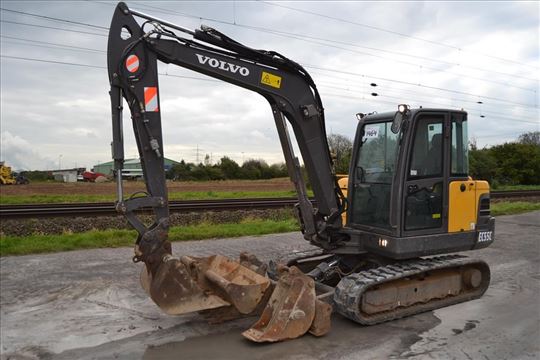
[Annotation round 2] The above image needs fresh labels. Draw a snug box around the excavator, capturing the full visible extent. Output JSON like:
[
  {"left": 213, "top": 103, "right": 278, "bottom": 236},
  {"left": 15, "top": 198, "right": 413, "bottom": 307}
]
[{"left": 107, "top": 2, "right": 494, "bottom": 342}]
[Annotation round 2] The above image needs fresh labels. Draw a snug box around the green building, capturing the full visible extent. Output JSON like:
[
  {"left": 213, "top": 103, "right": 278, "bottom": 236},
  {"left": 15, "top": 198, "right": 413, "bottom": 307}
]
[{"left": 93, "top": 158, "right": 180, "bottom": 176}]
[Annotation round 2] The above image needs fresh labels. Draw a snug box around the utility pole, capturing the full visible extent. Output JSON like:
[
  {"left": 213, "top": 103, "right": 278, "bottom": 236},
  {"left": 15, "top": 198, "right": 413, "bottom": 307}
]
[{"left": 58, "top": 154, "right": 63, "bottom": 170}]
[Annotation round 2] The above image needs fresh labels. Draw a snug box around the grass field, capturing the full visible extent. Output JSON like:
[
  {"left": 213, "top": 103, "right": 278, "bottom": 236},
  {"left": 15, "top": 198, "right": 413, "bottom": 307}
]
[
  {"left": 490, "top": 201, "right": 540, "bottom": 216},
  {"left": 492, "top": 184, "right": 540, "bottom": 191},
  {"left": 0, "top": 218, "right": 299, "bottom": 256}
]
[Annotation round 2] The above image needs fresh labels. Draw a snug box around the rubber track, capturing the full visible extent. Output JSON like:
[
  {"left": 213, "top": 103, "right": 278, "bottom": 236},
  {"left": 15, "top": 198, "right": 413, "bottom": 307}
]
[{"left": 333, "top": 255, "right": 490, "bottom": 325}]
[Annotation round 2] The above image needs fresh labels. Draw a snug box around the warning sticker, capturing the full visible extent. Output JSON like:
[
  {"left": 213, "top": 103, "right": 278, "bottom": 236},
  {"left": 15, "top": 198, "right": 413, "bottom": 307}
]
[
  {"left": 126, "top": 54, "right": 139, "bottom": 73},
  {"left": 260, "top": 71, "right": 282, "bottom": 89},
  {"left": 144, "top": 87, "right": 159, "bottom": 112}
]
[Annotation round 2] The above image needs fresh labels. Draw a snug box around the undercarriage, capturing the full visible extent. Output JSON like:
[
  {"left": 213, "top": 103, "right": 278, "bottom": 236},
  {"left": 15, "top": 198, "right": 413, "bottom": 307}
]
[{"left": 138, "top": 248, "right": 490, "bottom": 342}]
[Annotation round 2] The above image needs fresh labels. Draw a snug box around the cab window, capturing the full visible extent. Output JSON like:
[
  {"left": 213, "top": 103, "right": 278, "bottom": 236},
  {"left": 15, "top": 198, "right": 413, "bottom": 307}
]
[
  {"left": 451, "top": 115, "right": 469, "bottom": 176},
  {"left": 409, "top": 118, "right": 443, "bottom": 178},
  {"left": 350, "top": 121, "right": 399, "bottom": 229}
]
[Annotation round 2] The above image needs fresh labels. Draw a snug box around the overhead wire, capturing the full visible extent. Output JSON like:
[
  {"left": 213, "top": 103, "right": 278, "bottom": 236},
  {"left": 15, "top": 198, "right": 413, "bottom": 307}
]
[
  {"left": 319, "top": 88, "right": 538, "bottom": 125},
  {"left": 312, "top": 76, "right": 539, "bottom": 115},
  {"left": 1, "top": 27, "right": 537, "bottom": 118},
  {"left": 0, "top": 19, "right": 108, "bottom": 37},
  {"left": 235, "top": 24, "right": 537, "bottom": 82},
  {"left": 86, "top": 0, "right": 538, "bottom": 83},
  {"left": 1, "top": 4, "right": 537, "bottom": 131},
  {"left": 2, "top": 4, "right": 538, "bottom": 106},
  {"left": 0, "top": 55, "right": 223, "bottom": 83},
  {"left": 259, "top": 0, "right": 540, "bottom": 70},
  {"left": 1, "top": 31, "right": 537, "bottom": 116},
  {"left": 3, "top": 35, "right": 536, "bottom": 118},
  {"left": 0, "top": 7, "right": 109, "bottom": 30},
  {"left": 305, "top": 64, "right": 538, "bottom": 109},
  {"left": 1, "top": 35, "right": 105, "bottom": 53},
  {"left": 2, "top": 54, "right": 537, "bottom": 127}
]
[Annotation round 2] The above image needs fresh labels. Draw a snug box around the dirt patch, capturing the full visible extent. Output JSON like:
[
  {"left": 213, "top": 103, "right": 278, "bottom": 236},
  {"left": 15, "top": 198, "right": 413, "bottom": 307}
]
[{"left": 0, "top": 178, "right": 294, "bottom": 197}]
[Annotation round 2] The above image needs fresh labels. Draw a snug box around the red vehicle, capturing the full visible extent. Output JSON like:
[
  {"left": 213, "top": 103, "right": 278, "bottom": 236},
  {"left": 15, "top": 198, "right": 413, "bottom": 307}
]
[{"left": 82, "top": 171, "right": 106, "bottom": 182}]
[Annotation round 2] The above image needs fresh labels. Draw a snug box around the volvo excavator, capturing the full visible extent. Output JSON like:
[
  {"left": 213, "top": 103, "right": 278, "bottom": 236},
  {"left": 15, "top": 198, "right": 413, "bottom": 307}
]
[{"left": 107, "top": 2, "right": 494, "bottom": 342}]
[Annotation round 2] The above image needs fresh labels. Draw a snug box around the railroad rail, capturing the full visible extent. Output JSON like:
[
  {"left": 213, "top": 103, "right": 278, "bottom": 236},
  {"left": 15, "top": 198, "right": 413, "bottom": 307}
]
[
  {"left": 0, "top": 197, "right": 312, "bottom": 219},
  {"left": 0, "top": 190, "right": 538, "bottom": 219}
]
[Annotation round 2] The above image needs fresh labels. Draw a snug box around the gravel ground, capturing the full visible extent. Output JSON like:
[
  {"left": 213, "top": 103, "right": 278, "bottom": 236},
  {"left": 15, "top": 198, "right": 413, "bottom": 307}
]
[
  {"left": 1, "top": 211, "right": 539, "bottom": 360},
  {"left": 0, "top": 209, "right": 295, "bottom": 236}
]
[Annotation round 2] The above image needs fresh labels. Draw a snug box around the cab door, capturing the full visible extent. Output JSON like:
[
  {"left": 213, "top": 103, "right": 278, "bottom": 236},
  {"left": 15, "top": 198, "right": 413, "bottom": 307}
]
[{"left": 403, "top": 113, "right": 448, "bottom": 234}]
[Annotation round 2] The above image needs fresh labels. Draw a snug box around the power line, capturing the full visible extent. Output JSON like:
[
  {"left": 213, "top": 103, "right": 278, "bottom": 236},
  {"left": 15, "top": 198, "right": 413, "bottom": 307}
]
[
  {"left": 89, "top": 0, "right": 537, "bottom": 84},
  {"left": 310, "top": 70, "right": 540, "bottom": 114},
  {"left": 259, "top": 0, "right": 539, "bottom": 70},
  {"left": 2, "top": 30, "right": 537, "bottom": 114},
  {"left": 319, "top": 89, "right": 538, "bottom": 124},
  {"left": 280, "top": 32, "right": 534, "bottom": 92},
  {"left": 0, "top": 55, "right": 105, "bottom": 69},
  {"left": 0, "top": 54, "right": 222, "bottom": 83},
  {"left": 0, "top": 7, "right": 109, "bottom": 30},
  {"left": 1, "top": 39, "right": 102, "bottom": 54},
  {"left": 313, "top": 76, "right": 539, "bottom": 114},
  {"left": 1, "top": 54, "right": 535, "bottom": 135},
  {"left": 306, "top": 64, "right": 538, "bottom": 109},
  {"left": 236, "top": 23, "right": 537, "bottom": 85},
  {"left": 474, "top": 131, "right": 532, "bottom": 139},
  {"left": 0, "top": 47, "right": 537, "bottom": 124},
  {"left": 0, "top": 19, "right": 107, "bottom": 37},
  {"left": 3, "top": 6, "right": 536, "bottom": 105},
  {"left": 1, "top": 35, "right": 105, "bottom": 53}
]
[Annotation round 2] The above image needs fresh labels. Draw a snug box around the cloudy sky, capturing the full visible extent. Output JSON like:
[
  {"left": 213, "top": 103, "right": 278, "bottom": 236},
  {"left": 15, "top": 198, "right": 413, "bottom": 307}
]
[{"left": 1, "top": 1, "right": 538, "bottom": 171}]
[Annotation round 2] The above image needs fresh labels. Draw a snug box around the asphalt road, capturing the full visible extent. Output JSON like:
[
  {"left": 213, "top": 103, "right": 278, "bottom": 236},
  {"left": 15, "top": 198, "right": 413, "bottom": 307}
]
[{"left": 1, "top": 211, "right": 539, "bottom": 360}]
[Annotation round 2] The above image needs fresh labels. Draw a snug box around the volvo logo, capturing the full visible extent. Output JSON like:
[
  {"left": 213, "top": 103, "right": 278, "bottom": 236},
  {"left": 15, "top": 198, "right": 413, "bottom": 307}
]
[{"left": 196, "top": 54, "right": 250, "bottom": 76}]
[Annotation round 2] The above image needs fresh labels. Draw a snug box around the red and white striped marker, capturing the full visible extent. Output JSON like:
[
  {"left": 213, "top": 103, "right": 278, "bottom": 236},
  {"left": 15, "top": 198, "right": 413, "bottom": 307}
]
[
  {"left": 144, "top": 87, "right": 159, "bottom": 112},
  {"left": 125, "top": 54, "right": 139, "bottom": 73}
]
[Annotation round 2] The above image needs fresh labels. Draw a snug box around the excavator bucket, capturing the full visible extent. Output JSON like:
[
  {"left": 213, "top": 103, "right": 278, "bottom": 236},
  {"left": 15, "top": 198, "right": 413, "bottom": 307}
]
[
  {"left": 140, "top": 255, "right": 230, "bottom": 315},
  {"left": 140, "top": 254, "right": 270, "bottom": 316},
  {"left": 242, "top": 266, "right": 318, "bottom": 343}
]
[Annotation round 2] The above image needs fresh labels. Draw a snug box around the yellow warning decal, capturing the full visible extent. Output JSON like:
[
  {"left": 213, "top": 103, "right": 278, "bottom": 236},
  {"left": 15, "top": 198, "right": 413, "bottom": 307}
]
[
  {"left": 261, "top": 71, "right": 282, "bottom": 89},
  {"left": 432, "top": 213, "right": 441, "bottom": 219}
]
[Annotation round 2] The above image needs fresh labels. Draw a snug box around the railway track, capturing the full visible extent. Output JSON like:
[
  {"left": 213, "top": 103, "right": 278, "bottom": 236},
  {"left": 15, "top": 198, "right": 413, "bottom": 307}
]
[
  {"left": 0, "top": 190, "right": 538, "bottom": 219},
  {"left": 0, "top": 197, "right": 313, "bottom": 219}
]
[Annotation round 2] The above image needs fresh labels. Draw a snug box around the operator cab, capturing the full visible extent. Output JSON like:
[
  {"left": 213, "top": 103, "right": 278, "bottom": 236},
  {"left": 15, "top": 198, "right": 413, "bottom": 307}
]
[{"left": 342, "top": 107, "right": 493, "bottom": 259}]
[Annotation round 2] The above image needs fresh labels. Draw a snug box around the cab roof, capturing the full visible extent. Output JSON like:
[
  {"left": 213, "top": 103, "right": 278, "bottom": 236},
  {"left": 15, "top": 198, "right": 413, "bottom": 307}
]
[{"left": 360, "top": 108, "right": 467, "bottom": 123}]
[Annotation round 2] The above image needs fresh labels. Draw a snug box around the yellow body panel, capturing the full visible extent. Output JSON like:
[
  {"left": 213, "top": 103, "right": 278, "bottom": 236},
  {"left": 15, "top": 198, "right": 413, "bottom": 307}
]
[
  {"left": 337, "top": 175, "right": 348, "bottom": 225},
  {"left": 338, "top": 174, "right": 489, "bottom": 231},
  {"left": 448, "top": 179, "right": 490, "bottom": 232}
]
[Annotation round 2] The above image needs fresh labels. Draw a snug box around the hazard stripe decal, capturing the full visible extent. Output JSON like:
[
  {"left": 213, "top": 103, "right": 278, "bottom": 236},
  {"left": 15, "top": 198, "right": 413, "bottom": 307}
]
[
  {"left": 144, "top": 87, "right": 159, "bottom": 112},
  {"left": 126, "top": 55, "right": 139, "bottom": 73}
]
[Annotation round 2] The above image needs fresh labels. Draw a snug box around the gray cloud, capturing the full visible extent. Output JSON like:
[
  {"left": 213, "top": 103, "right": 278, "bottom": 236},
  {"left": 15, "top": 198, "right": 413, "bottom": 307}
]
[{"left": 0, "top": 0, "right": 538, "bottom": 171}]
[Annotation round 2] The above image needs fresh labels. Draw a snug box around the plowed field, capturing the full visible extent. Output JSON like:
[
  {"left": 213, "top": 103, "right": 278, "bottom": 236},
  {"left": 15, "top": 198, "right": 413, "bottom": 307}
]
[{"left": 0, "top": 178, "right": 294, "bottom": 196}]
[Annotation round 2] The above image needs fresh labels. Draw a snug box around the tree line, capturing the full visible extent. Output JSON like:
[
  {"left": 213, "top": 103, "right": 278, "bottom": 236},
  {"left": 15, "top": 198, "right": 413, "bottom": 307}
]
[
  {"left": 167, "top": 157, "right": 289, "bottom": 181},
  {"left": 469, "top": 132, "right": 540, "bottom": 187},
  {"left": 168, "top": 134, "right": 353, "bottom": 181}
]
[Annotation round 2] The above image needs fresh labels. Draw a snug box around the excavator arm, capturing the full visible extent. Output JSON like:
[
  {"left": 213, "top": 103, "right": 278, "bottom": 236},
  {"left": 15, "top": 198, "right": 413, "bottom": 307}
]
[{"left": 107, "top": 2, "right": 346, "bottom": 268}]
